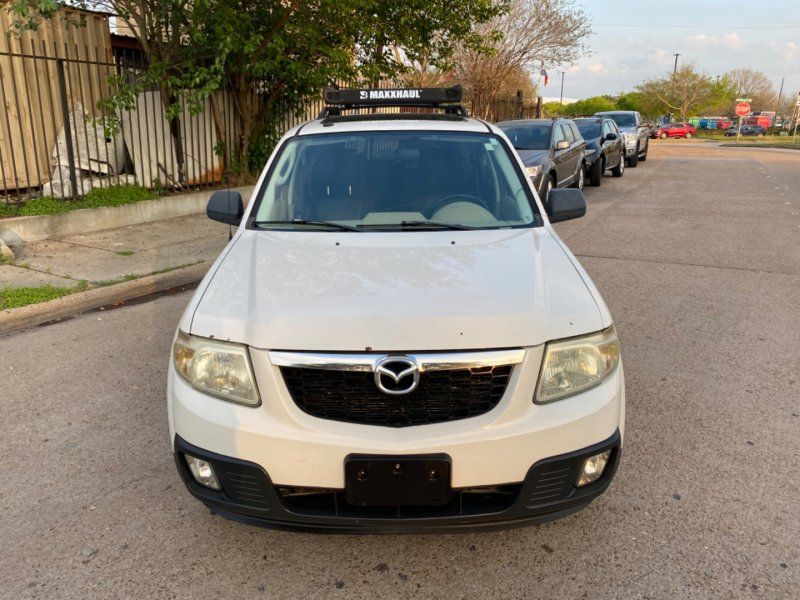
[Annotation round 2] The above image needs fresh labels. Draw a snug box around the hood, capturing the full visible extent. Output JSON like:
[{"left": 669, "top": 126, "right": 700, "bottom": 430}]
[
  {"left": 617, "top": 126, "right": 637, "bottom": 134},
  {"left": 516, "top": 149, "right": 550, "bottom": 165},
  {"left": 189, "top": 228, "right": 604, "bottom": 351}
]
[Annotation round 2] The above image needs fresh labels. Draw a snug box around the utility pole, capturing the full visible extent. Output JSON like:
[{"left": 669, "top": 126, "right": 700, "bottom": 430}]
[
  {"left": 559, "top": 72, "right": 565, "bottom": 104},
  {"left": 777, "top": 77, "right": 785, "bottom": 106},
  {"left": 673, "top": 53, "right": 680, "bottom": 75}
]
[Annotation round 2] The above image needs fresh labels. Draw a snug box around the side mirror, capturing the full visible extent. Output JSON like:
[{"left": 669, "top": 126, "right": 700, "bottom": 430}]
[
  {"left": 604, "top": 132, "right": 618, "bottom": 141},
  {"left": 555, "top": 140, "right": 570, "bottom": 150},
  {"left": 207, "top": 190, "right": 244, "bottom": 225},
  {"left": 547, "top": 188, "right": 586, "bottom": 223}
]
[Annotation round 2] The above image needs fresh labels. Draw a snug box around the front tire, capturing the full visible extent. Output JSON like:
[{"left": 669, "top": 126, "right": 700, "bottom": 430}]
[
  {"left": 611, "top": 155, "right": 625, "bottom": 177},
  {"left": 627, "top": 147, "right": 639, "bottom": 168},
  {"left": 639, "top": 140, "right": 648, "bottom": 161},
  {"left": 659, "top": 132, "right": 667, "bottom": 139},
  {"left": 685, "top": 132, "right": 692, "bottom": 139},
  {"left": 541, "top": 175, "right": 555, "bottom": 208},
  {"left": 588, "top": 157, "right": 603, "bottom": 186}
]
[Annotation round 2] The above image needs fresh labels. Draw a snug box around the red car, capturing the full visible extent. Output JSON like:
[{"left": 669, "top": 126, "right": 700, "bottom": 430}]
[{"left": 656, "top": 123, "right": 697, "bottom": 139}]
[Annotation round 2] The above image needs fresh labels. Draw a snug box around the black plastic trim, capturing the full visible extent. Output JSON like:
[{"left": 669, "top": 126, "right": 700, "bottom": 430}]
[{"left": 173, "top": 430, "right": 621, "bottom": 533}]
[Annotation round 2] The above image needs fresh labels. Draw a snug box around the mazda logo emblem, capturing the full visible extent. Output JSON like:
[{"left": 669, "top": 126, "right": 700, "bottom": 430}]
[{"left": 373, "top": 356, "right": 420, "bottom": 395}]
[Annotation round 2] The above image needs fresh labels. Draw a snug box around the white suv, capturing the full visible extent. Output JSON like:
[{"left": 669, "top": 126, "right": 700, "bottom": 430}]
[{"left": 168, "top": 86, "right": 624, "bottom": 532}]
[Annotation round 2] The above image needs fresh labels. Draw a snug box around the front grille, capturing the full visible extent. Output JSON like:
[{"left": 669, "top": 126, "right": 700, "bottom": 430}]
[{"left": 280, "top": 364, "right": 513, "bottom": 427}]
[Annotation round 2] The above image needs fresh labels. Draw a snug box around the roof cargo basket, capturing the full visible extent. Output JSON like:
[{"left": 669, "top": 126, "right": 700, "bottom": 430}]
[{"left": 319, "top": 85, "right": 468, "bottom": 119}]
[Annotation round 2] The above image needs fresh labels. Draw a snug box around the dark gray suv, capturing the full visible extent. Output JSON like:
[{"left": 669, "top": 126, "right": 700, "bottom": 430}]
[{"left": 498, "top": 118, "right": 586, "bottom": 206}]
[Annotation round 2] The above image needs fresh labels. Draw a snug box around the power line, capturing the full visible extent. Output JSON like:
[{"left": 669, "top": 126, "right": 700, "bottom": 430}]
[{"left": 595, "top": 23, "right": 800, "bottom": 29}]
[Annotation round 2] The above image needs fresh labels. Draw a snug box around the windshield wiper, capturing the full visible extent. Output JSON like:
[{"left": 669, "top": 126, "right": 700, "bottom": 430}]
[
  {"left": 252, "top": 218, "right": 359, "bottom": 232},
  {"left": 358, "top": 220, "right": 475, "bottom": 231}
]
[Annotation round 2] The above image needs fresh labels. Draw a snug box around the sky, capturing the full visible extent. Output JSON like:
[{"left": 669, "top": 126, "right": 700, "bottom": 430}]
[{"left": 550, "top": 0, "right": 800, "bottom": 101}]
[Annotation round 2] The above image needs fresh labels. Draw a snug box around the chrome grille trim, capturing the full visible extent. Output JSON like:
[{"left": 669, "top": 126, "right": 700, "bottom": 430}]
[{"left": 268, "top": 349, "right": 525, "bottom": 372}]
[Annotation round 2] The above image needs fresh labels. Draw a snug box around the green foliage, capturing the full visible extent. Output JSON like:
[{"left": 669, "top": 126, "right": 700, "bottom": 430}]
[
  {"left": 636, "top": 65, "right": 736, "bottom": 120},
  {"left": 0, "top": 185, "right": 156, "bottom": 218},
  {"left": 543, "top": 94, "right": 643, "bottom": 118},
  {"left": 9, "top": 0, "right": 503, "bottom": 180},
  {"left": 0, "top": 284, "right": 73, "bottom": 310}
]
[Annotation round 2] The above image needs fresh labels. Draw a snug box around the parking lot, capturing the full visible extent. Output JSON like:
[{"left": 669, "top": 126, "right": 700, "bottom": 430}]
[{"left": 1, "top": 140, "right": 798, "bottom": 598}]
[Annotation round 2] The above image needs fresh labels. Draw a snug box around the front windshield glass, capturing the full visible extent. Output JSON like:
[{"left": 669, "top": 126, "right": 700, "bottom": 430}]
[
  {"left": 575, "top": 121, "right": 601, "bottom": 139},
  {"left": 251, "top": 131, "right": 538, "bottom": 230},
  {"left": 497, "top": 122, "right": 552, "bottom": 150},
  {"left": 604, "top": 113, "right": 636, "bottom": 128}
]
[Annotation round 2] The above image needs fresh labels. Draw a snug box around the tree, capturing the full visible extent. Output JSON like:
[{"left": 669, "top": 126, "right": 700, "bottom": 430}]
[
  {"left": 725, "top": 68, "right": 778, "bottom": 111},
  {"left": 636, "top": 64, "right": 733, "bottom": 120},
  {"left": 453, "top": 0, "right": 591, "bottom": 120},
  {"left": 8, "top": 0, "right": 503, "bottom": 179}
]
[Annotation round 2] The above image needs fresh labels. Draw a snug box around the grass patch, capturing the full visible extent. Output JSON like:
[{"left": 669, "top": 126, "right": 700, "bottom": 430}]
[
  {"left": 116, "top": 250, "right": 135, "bottom": 256},
  {"left": 0, "top": 185, "right": 157, "bottom": 218},
  {"left": 1, "top": 284, "right": 72, "bottom": 310}
]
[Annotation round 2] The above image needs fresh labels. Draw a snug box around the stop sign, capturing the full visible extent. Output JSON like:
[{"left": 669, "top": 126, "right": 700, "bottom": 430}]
[{"left": 735, "top": 102, "right": 751, "bottom": 117}]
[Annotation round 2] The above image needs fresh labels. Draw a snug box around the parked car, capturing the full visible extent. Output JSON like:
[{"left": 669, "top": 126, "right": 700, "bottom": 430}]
[
  {"left": 593, "top": 111, "right": 649, "bottom": 167},
  {"left": 573, "top": 117, "right": 625, "bottom": 186},
  {"left": 654, "top": 122, "right": 697, "bottom": 139},
  {"left": 725, "top": 125, "right": 767, "bottom": 137},
  {"left": 169, "top": 86, "right": 624, "bottom": 532},
  {"left": 717, "top": 118, "right": 733, "bottom": 130},
  {"left": 497, "top": 118, "right": 586, "bottom": 205}
]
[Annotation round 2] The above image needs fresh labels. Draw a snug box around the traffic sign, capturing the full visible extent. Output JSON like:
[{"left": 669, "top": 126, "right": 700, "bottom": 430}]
[
  {"left": 735, "top": 97, "right": 752, "bottom": 102},
  {"left": 735, "top": 102, "right": 751, "bottom": 117}
]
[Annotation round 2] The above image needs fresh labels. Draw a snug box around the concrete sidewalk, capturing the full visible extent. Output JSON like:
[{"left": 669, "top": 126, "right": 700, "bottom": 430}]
[
  {"left": 1, "top": 213, "right": 228, "bottom": 289},
  {"left": 0, "top": 213, "right": 230, "bottom": 332}
]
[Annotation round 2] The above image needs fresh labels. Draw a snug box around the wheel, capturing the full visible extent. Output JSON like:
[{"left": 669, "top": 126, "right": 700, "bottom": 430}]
[
  {"left": 627, "top": 147, "right": 639, "bottom": 168},
  {"left": 685, "top": 132, "right": 692, "bottom": 139},
  {"left": 659, "top": 132, "right": 667, "bottom": 139},
  {"left": 639, "top": 140, "right": 648, "bottom": 161},
  {"left": 611, "top": 155, "right": 625, "bottom": 177},
  {"left": 572, "top": 162, "right": 585, "bottom": 190},
  {"left": 588, "top": 157, "right": 603, "bottom": 186},
  {"left": 541, "top": 175, "right": 555, "bottom": 208}
]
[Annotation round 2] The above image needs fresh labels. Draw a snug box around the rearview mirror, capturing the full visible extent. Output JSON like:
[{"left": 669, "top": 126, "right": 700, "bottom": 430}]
[
  {"left": 207, "top": 190, "right": 244, "bottom": 225},
  {"left": 604, "top": 132, "right": 618, "bottom": 141},
  {"left": 547, "top": 189, "right": 586, "bottom": 223},
  {"left": 555, "top": 140, "right": 570, "bottom": 150}
]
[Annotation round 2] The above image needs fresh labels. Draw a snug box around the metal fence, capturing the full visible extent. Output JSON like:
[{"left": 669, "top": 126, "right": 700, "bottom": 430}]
[
  {"left": 0, "top": 44, "right": 246, "bottom": 202},
  {"left": 1, "top": 45, "right": 539, "bottom": 204}
]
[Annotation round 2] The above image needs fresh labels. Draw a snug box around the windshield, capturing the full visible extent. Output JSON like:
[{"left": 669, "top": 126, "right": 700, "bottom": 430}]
[
  {"left": 603, "top": 113, "right": 636, "bottom": 128},
  {"left": 250, "top": 131, "right": 539, "bottom": 230},
  {"left": 575, "top": 121, "right": 601, "bottom": 139},
  {"left": 497, "top": 122, "right": 552, "bottom": 150}
]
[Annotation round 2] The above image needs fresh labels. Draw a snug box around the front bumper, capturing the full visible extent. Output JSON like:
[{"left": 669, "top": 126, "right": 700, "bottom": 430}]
[{"left": 174, "top": 430, "right": 622, "bottom": 532}]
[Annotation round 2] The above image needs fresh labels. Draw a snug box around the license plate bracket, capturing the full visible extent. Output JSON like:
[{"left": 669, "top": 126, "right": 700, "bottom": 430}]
[{"left": 344, "top": 454, "right": 451, "bottom": 506}]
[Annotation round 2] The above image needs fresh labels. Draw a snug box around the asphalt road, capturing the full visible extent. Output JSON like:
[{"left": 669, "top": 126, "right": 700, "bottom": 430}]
[{"left": 1, "top": 140, "right": 798, "bottom": 599}]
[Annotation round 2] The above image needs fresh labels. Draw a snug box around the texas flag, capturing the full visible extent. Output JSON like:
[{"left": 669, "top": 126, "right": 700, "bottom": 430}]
[{"left": 540, "top": 67, "right": 549, "bottom": 86}]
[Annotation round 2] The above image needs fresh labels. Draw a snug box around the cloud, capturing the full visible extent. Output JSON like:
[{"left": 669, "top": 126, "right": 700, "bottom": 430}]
[
  {"left": 769, "top": 41, "right": 797, "bottom": 62},
  {"left": 685, "top": 32, "right": 743, "bottom": 50}
]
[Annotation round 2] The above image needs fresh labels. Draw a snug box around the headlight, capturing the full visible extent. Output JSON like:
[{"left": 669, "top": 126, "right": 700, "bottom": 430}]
[
  {"left": 584, "top": 148, "right": 596, "bottom": 156},
  {"left": 535, "top": 326, "right": 620, "bottom": 404},
  {"left": 525, "top": 164, "right": 542, "bottom": 177},
  {"left": 172, "top": 331, "right": 260, "bottom": 406}
]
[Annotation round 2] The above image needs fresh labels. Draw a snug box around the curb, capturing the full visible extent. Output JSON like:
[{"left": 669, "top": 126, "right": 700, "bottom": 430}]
[
  {"left": 0, "top": 185, "right": 253, "bottom": 247},
  {"left": 0, "top": 261, "right": 211, "bottom": 336}
]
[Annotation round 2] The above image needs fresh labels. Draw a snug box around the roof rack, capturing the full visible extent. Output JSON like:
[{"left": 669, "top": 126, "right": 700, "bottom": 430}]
[{"left": 319, "top": 85, "right": 468, "bottom": 119}]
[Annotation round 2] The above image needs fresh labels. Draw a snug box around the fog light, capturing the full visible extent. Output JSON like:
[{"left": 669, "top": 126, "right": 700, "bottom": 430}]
[
  {"left": 185, "top": 455, "right": 220, "bottom": 490},
  {"left": 576, "top": 450, "right": 611, "bottom": 487}
]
